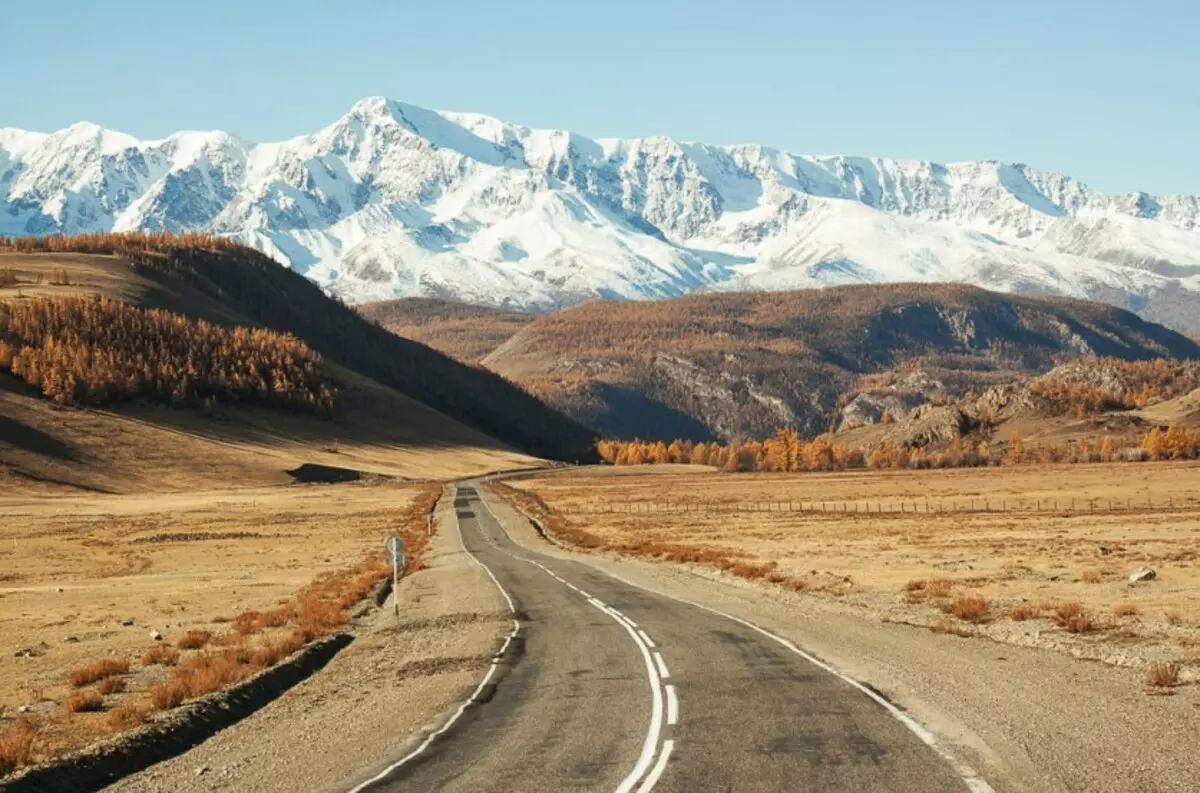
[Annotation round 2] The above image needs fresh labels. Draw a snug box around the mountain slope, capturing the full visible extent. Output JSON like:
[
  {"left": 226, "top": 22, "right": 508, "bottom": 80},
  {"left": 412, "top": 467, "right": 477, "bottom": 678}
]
[
  {"left": 477, "top": 284, "right": 1200, "bottom": 441},
  {"left": 0, "top": 237, "right": 597, "bottom": 463},
  {"left": 3, "top": 98, "right": 1200, "bottom": 329},
  {"left": 358, "top": 297, "right": 534, "bottom": 363}
]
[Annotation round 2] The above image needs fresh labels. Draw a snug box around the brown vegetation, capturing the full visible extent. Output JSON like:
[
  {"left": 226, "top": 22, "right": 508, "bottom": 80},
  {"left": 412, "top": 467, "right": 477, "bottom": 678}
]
[
  {"left": 95, "top": 676, "right": 126, "bottom": 695},
  {"left": 0, "top": 718, "right": 37, "bottom": 776},
  {"left": 104, "top": 701, "right": 148, "bottom": 732},
  {"left": 1114, "top": 603, "right": 1139, "bottom": 617},
  {"left": 62, "top": 690, "right": 105, "bottom": 714},
  {"left": 946, "top": 596, "right": 991, "bottom": 623},
  {"left": 1030, "top": 358, "right": 1200, "bottom": 417},
  {"left": 0, "top": 295, "right": 335, "bottom": 414},
  {"left": 1052, "top": 603, "right": 1095, "bottom": 633},
  {"left": 141, "top": 646, "right": 180, "bottom": 667},
  {"left": 1009, "top": 604, "right": 1042, "bottom": 621},
  {"left": 1146, "top": 662, "right": 1181, "bottom": 688},
  {"left": 357, "top": 297, "right": 534, "bottom": 363},
  {"left": 66, "top": 659, "right": 130, "bottom": 688},
  {"left": 176, "top": 631, "right": 213, "bottom": 650}
]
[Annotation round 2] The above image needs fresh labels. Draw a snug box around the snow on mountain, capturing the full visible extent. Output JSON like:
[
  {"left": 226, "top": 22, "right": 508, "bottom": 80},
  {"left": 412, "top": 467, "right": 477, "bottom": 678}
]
[{"left": 3, "top": 97, "right": 1200, "bottom": 330}]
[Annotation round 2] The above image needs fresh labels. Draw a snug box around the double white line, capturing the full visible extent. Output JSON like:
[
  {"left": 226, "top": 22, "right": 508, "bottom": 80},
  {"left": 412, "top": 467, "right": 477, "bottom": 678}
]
[{"left": 523, "top": 556, "right": 677, "bottom": 793}]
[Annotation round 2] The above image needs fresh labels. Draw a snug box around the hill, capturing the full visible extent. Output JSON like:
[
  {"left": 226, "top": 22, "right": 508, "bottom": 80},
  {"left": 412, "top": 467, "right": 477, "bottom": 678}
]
[
  {"left": 358, "top": 298, "right": 534, "bottom": 363},
  {"left": 475, "top": 283, "right": 1200, "bottom": 441},
  {"left": 0, "top": 236, "right": 597, "bottom": 491},
  {"left": 4, "top": 98, "right": 1200, "bottom": 331}
]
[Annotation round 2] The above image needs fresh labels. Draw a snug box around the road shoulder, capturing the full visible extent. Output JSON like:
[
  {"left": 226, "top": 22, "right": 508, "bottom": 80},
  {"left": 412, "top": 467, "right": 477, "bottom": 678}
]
[
  {"left": 104, "top": 493, "right": 509, "bottom": 793},
  {"left": 480, "top": 484, "right": 1200, "bottom": 793}
]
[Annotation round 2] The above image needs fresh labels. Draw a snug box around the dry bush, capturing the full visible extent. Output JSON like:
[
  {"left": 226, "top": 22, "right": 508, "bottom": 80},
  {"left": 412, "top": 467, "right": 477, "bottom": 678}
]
[
  {"left": 233, "top": 607, "right": 292, "bottom": 636},
  {"left": 926, "top": 579, "right": 954, "bottom": 598},
  {"left": 1114, "top": 603, "right": 1139, "bottom": 617},
  {"left": 1146, "top": 662, "right": 1181, "bottom": 688},
  {"left": 1081, "top": 570, "right": 1103, "bottom": 584},
  {"left": 141, "top": 646, "right": 180, "bottom": 666},
  {"left": 1009, "top": 604, "right": 1042, "bottom": 621},
  {"left": 67, "top": 658, "right": 131, "bottom": 687},
  {"left": 96, "top": 676, "right": 126, "bottom": 695},
  {"left": 0, "top": 267, "right": 19, "bottom": 287},
  {"left": 176, "top": 630, "right": 213, "bottom": 650},
  {"left": 47, "top": 267, "right": 71, "bottom": 286},
  {"left": 1165, "top": 612, "right": 1183, "bottom": 626},
  {"left": 105, "top": 701, "right": 148, "bottom": 732},
  {"left": 148, "top": 680, "right": 187, "bottom": 710},
  {"left": 945, "top": 596, "right": 991, "bottom": 623},
  {"left": 1053, "top": 602, "right": 1094, "bottom": 633},
  {"left": 62, "top": 690, "right": 104, "bottom": 714},
  {"left": 0, "top": 717, "right": 38, "bottom": 776}
]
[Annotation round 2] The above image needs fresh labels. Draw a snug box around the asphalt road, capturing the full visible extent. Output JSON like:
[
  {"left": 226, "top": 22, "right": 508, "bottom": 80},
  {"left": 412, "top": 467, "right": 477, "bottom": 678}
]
[{"left": 353, "top": 484, "right": 990, "bottom": 793}]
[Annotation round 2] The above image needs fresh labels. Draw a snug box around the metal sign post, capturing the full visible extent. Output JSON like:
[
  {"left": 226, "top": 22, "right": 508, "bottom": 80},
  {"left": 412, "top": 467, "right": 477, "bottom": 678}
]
[{"left": 385, "top": 536, "right": 405, "bottom": 616}]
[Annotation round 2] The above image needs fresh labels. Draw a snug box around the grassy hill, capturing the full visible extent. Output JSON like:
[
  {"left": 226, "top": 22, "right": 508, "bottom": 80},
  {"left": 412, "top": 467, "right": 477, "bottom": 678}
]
[
  {"left": 0, "top": 236, "right": 597, "bottom": 491},
  {"left": 358, "top": 297, "right": 535, "bottom": 363},
  {"left": 463, "top": 284, "right": 1200, "bottom": 441}
]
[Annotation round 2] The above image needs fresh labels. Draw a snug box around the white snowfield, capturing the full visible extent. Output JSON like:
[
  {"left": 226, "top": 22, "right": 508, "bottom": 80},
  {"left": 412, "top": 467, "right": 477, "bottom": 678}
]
[{"left": 2, "top": 96, "right": 1199, "bottom": 325}]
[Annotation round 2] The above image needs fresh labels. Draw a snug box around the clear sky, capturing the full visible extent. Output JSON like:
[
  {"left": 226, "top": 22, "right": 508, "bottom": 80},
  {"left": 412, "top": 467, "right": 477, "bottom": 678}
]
[{"left": 3, "top": 0, "right": 1197, "bottom": 195}]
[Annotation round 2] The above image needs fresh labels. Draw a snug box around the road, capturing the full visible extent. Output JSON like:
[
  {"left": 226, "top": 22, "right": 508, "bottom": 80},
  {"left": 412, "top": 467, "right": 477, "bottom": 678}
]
[{"left": 351, "top": 483, "right": 993, "bottom": 793}]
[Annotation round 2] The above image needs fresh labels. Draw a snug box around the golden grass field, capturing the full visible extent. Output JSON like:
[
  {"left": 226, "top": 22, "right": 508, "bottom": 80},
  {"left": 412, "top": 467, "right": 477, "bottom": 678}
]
[
  {"left": 0, "top": 481, "right": 431, "bottom": 764},
  {"left": 512, "top": 463, "right": 1200, "bottom": 668}
]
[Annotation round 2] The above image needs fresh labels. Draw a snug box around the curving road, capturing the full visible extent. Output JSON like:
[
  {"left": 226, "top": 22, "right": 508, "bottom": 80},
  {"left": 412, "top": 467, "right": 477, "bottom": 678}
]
[{"left": 351, "top": 483, "right": 993, "bottom": 793}]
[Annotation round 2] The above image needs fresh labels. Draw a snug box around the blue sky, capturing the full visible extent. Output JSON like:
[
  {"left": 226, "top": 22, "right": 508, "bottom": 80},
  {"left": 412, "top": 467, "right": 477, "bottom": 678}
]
[{"left": 3, "top": 0, "right": 1196, "bottom": 195}]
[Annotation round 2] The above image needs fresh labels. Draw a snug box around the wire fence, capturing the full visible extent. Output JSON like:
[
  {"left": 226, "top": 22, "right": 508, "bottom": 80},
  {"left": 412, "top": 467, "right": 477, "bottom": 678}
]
[{"left": 558, "top": 495, "right": 1198, "bottom": 516}]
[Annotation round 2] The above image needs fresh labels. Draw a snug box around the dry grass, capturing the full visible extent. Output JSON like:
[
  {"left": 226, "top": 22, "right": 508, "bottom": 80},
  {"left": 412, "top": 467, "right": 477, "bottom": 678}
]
[
  {"left": 1009, "top": 604, "right": 1042, "bottom": 621},
  {"left": 1146, "top": 662, "right": 1181, "bottom": 688},
  {"left": 1114, "top": 602, "right": 1140, "bottom": 617},
  {"left": 946, "top": 596, "right": 991, "bottom": 623},
  {"left": 104, "top": 701, "right": 148, "bottom": 732},
  {"left": 510, "top": 463, "right": 1200, "bottom": 660},
  {"left": 176, "top": 630, "right": 213, "bottom": 650},
  {"left": 148, "top": 680, "right": 187, "bottom": 710},
  {"left": 141, "top": 646, "right": 181, "bottom": 667},
  {"left": 930, "top": 619, "right": 974, "bottom": 637},
  {"left": 66, "top": 659, "right": 130, "bottom": 688},
  {"left": 62, "top": 690, "right": 104, "bottom": 714},
  {"left": 0, "top": 718, "right": 38, "bottom": 776},
  {"left": 96, "top": 676, "right": 126, "bottom": 695},
  {"left": 1165, "top": 612, "right": 1183, "bottom": 626},
  {"left": 1052, "top": 603, "right": 1095, "bottom": 633}
]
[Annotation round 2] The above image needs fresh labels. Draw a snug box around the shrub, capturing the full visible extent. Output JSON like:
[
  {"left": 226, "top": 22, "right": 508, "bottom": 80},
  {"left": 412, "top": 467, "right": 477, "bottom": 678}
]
[
  {"left": 1053, "top": 602, "right": 1094, "bottom": 633},
  {"left": 0, "top": 718, "right": 37, "bottom": 776},
  {"left": 1146, "top": 662, "right": 1180, "bottom": 688},
  {"left": 105, "top": 701, "right": 148, "bottom": 731},
  {"left": 148, "top": 680, "right": 188, "bottom": 710},
  {"left": 946, "top": 596, "right": 991, "bottom": 623},
  {"left": 1081, "top": 570, "right": 1102, "bottom": 584},
  {"left": 96, "top": 676, "right": 126, "bottom": 695},
  {"left": 176, "top": 631, "right": 213, "bottom": 650},
  {"left": 62, "top": 690, "right": 104, "bottom": 714},
  {"left": 1009, "top": 604, "right": 1042, "bottom": 621},
  {"left": 1165, "top": 612, "right": 1183, "bottom": 626},
  {"left": 67, "top": 658, "right": 130, "bottom": 687},
  {"left": 141, "top": 646, "right": 180, "bottom": 666}
]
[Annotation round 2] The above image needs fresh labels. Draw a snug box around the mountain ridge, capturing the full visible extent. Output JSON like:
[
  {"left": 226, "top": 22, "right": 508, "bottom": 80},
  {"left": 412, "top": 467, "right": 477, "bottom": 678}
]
[{"left": 3, "top": 97, "right": 1200, "bottom": 329}]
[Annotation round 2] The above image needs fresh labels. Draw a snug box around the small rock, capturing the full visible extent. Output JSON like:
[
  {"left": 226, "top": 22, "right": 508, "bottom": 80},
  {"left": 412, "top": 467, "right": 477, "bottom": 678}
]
[
  {"left": 1098, "top": 544, "right": 1110, "bottom": 555},
  {"left": 195, "top": 766, "right": 209, "bottom": 776},
  {"left": 1129, "top": 567, "right": 1157, "bottom": 584},
  {"left": 120, "top": 618, "right": 135, "bottom": 626},
  {"left": 149, "top": 629, "right": 163, "bottom": 641},
  {"left": 63, "top": 636, "right": 79, "bottom": 643},
  {"left": 13, "top": 646, "right": 42, "bottom": 658},
  {"left": 17, "top": 705, "right": 29, "bottom": 714}
]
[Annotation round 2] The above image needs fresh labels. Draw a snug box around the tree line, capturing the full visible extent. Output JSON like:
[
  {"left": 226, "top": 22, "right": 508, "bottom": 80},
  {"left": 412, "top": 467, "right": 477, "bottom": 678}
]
[
  {"left": 0, "top": 295, "right": 336, "bottom": 414},
  {"left": 597, "top": 424, "right": 1200, "bottom": 472}
]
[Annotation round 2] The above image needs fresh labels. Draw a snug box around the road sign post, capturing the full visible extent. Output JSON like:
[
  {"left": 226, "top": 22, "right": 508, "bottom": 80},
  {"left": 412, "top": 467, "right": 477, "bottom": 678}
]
[{"left": 385, "top": 536, "right": 405, "bottom": 616}]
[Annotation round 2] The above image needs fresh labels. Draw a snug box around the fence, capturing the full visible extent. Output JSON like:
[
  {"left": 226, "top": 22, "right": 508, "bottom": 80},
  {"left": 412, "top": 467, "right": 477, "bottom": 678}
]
[{"left": 557, "top": 495, "right": 1197, "bottom": 516}]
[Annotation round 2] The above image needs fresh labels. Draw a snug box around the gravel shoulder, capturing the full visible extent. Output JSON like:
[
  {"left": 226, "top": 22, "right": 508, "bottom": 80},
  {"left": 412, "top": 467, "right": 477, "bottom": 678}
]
[
  {"left": 103, "top": 495, "right": 508, "bottom": 793},
  {"left": 479, "top": 485, "right": 1200, "bottom": 793}
]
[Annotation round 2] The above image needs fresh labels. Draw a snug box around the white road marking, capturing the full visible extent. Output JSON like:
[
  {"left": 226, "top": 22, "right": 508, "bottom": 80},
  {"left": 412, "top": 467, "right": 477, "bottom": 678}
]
[
  {"left": 345, "top": 492, "right": 521, "bottom": 793},
  {"left": 634, "top": 739, "right": 674, "bottom": 793},
  {"left": 653, "top": 652, "right": 670, "bottom": 680},
  {"left": 472, "top": 489, "right": 673, "bottom": 793},
  {"left": 575, "top": 566, "right": 997, "bottom": 793},
  {"left": 665, "top": 685, "right": 679, "bottom": 725},
  {"left": 637, "top": 629, "right": 656, "bottom": 648}
]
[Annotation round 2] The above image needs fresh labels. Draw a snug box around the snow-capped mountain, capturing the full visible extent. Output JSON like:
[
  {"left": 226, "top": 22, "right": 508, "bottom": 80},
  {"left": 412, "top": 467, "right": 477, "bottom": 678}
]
[{"left": 3, "top": 97, "right": 1200, "bottom": 330}]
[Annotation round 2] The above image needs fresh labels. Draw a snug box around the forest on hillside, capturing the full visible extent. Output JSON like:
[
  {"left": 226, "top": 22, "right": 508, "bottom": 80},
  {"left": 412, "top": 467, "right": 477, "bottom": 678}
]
[
  {"left": 0, "top": 295, "right": 335, "bottom": 414},
  {"left": 0, "top": 233, "right": 597, "bottom": 461}
]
